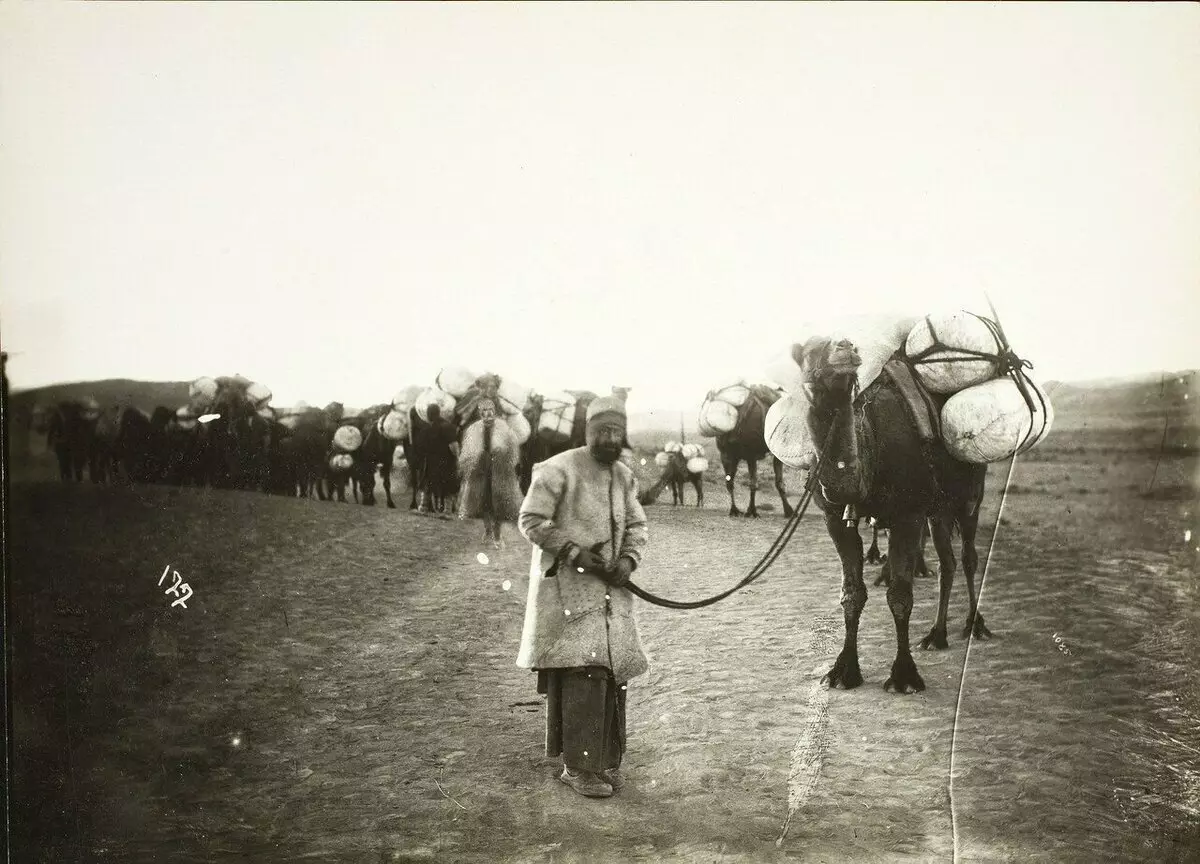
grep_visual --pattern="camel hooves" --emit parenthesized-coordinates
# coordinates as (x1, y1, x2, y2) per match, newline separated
(919, 628, 949, 651)
(962, 616, 993, 640)
(883, 655, 926, 694)
(744, 510, 760, 519)
(822, 652, 863, 690)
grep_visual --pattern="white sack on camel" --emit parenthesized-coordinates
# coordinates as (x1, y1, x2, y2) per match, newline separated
(904, 311, 1004, 394)
(536, 390, 577, 444)
(697, 380, 752, 437)
(765, 390, 817, 470)
(941, 375, 1054, 464)
(333, 425, 363, 453)
(415, 387, 457, 423)
(436, 367, 477, 399)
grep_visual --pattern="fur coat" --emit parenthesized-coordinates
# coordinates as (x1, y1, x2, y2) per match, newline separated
(516, 447, 649, 684)
(457, 417, 523, 522)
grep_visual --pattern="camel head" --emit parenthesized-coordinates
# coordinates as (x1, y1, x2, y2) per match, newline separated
(792, 336, 862, 402)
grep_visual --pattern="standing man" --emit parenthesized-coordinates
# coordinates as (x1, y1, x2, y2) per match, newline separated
(517, 396, 649, 799)
(458, 397, 523, 549)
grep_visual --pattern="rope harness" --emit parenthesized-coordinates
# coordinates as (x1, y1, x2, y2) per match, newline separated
(624, 421, 838, 610)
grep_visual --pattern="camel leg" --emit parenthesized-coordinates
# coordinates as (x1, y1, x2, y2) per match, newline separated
(384, 467, 395, 509)
(960, 506, 991, 640)
(723, 456, 741, 517)
(744, 460, 760, 518)
(693, 475, 704, 508)
(772, 456, 792, 516)
(920, 514, 956, 650)
(882, 515, 926, 694)
(866, 523, 883, 565)
(916, 520, 933, 577)
(822, 510, 866, 689)
(772, 457, 794, 518)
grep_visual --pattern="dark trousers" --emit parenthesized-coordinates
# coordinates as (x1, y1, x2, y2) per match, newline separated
(538, 667, 626, 773)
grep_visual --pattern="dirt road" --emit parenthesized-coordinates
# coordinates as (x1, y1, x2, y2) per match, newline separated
(8, 448, 1198, 861)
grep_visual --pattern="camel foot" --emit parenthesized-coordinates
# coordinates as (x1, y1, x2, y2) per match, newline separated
(865, 549, 882, 565)
(919, 626, 949, 651)
(782, 504, 795, 519)
(728, 507, 741, 518)
(744, 508, 759, 519)
(916, 564, 933, 578)
(884, 653, 926, 694)
(821, 650, 863, 690)
(387, 501, 396, 509)
(962, 614, 993, 640)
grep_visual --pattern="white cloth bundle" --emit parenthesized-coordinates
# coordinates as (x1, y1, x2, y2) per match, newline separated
(246, 382, 273, 409)
(436, 367, 477, 399)
(332, 425, 363, 453)
(414, 387, 457, 423)
(392, 385, 424, 413)
(329, 453, 355, 473)
(764, 390, 817, 470)
(175, 406, 198, 432)
(654, 452, 671, 467)
(537, 390, 577, 443)
(380, 410, 409, 442)
(497, 378, 534, 417)
(697, 380, 752, 437)
(189, 377, 219, 413)
(686, 457, 709, 475)
(941, 374, 1054, 463)
(904, 311, 1004, 394)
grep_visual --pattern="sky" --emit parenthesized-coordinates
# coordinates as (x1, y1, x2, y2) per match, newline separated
(2, 3, 1198, 415)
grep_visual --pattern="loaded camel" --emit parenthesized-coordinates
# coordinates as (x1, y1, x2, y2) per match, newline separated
(518, 385, 632, 494)
(798, 336, 989, 694)
(711, 385, 795, 519)
(639, 449, 705, 507)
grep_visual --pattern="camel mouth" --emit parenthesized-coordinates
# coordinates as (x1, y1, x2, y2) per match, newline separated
(825, 344, 862, 374)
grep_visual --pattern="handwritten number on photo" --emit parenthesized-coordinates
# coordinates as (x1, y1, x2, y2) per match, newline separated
(159, 564, 194, 609)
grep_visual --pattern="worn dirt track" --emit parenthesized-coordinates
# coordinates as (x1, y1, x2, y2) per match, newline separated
(8, 440, 1199, 862)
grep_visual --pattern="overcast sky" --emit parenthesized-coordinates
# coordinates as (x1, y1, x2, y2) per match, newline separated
(2, 3, 1197, 413)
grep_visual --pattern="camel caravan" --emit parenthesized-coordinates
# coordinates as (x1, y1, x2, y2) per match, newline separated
(29, 368, 643, 517)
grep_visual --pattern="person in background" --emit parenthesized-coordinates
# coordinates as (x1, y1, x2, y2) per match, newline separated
(516, 396, 649, 799)
(457, 397, 523, 548)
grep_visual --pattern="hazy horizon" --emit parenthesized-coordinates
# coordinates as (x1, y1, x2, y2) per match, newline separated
(3, 4, 1198, 415)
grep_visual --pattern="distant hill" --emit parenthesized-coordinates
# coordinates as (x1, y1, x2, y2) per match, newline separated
(7, 378, 191, 422)
(1042, 371, 1198, 428)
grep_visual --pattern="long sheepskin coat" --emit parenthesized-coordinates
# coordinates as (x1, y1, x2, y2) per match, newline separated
(516, 448, 650, 685)
(457, 417, 524, 522)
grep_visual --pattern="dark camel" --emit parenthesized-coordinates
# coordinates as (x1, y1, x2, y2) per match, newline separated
(799, 337, 989, 694)
(714, 386, 794, 519)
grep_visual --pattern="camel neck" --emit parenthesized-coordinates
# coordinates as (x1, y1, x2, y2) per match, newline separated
(806, 380, 864, 505)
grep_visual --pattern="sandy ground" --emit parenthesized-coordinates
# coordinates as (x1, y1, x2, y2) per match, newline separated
(8, 439, 1199, 863)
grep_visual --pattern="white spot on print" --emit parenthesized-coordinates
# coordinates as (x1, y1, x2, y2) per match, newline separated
(1186, 529, 1193, 543)
(476, 553, 490, 565)
(501, 580, 512, 592)
(564, 610, 571, 616)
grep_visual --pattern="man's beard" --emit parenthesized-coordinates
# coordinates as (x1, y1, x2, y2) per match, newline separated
(590, 444, 622, 464)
